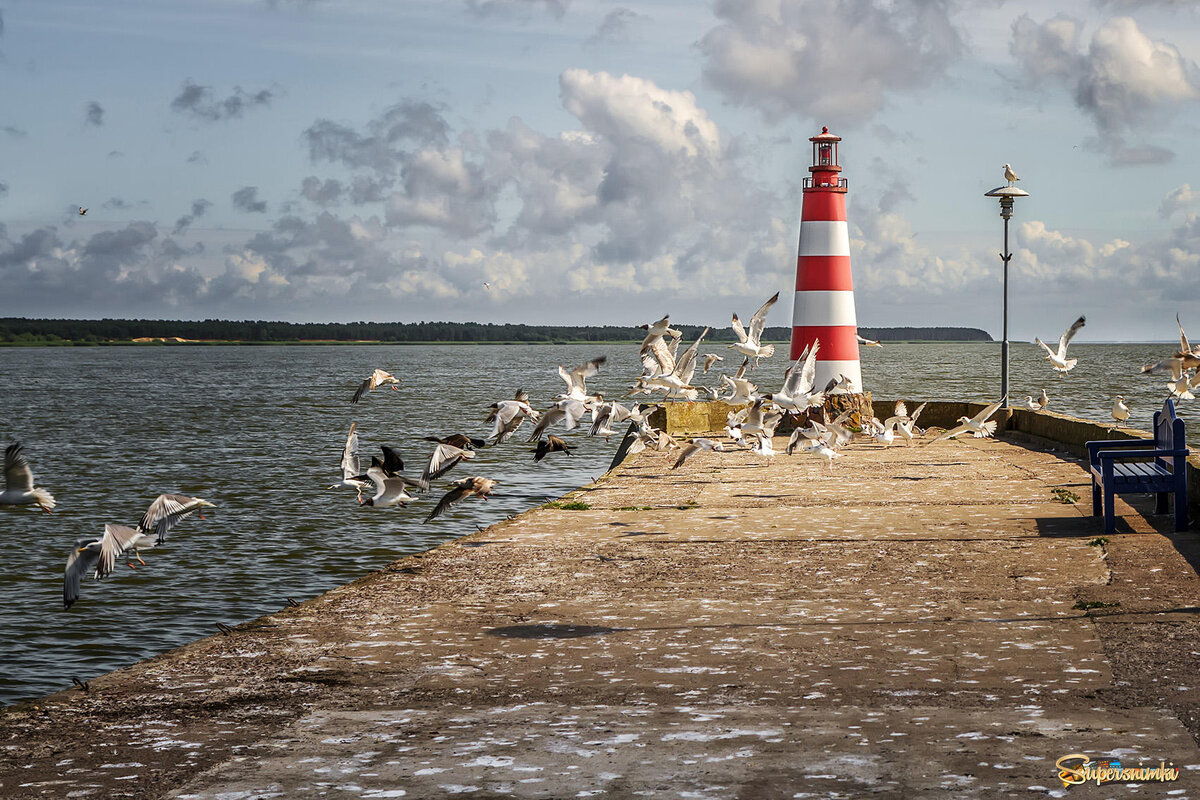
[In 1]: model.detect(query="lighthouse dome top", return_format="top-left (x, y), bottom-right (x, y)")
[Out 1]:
top-left (810, 126), bottom-right (841, 143)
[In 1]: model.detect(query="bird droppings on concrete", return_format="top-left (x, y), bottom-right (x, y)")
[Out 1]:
top-left (2, 434), bottom-right (1200, 797)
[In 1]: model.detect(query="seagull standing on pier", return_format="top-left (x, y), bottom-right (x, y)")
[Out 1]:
top-left (1035, 315), bottom-right (1086, 377)
top-left (1111, 396), bottom-right (1130, 430)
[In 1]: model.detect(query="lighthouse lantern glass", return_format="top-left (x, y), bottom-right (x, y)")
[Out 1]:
top-left (814, 141), bottom-right (836, 167)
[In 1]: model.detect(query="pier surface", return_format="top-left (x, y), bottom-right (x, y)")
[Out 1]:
top-left (4, 432), bottom-right (1200, 797)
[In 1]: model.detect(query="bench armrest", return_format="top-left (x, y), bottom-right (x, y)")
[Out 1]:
top-left (1095, 448), bottom-right (1189, 461)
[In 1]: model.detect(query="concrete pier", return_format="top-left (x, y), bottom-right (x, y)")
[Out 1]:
top-left (3, 406), bottom-right (1200, 797)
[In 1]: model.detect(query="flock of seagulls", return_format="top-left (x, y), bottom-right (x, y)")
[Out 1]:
top-left (64, 495), bottom-right (214, 609)
top-left (9, 295), bottom-right (1200, 613)
top-left (0, 439), bottom-right (218, 608)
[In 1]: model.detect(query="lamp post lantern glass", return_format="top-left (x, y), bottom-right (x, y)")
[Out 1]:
top-left (983, 184), bottom-right (1029, 408)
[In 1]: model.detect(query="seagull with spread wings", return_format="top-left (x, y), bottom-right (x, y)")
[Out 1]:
top-left (486, 391), bottom-right (540, 444)
top-left (421, 442), bottom-right (475, 486)
top-left (533, 435), bottom-right (572, 462)
top-left (1, 442), bottom-right (56, 512)
top-left (638, 327), bottom-right (709, 398)
top-left (424, 476), bottom-right (497, 523)
top-left (671, 437), bottom-right (725, 470)
top-left (927, 402), bottom-right (1003, 443)
top-left (351, 368), bottom-right (401, 403)
top-left (359, 467), bottom-right (417, 508)
top-left (729, 291), bottom-right (779, 366)
top-left (557, 356), bottom-right (606, 403)
top-left (63, 493), bottom-right (215, 607)
top-left (329, 423), bottom-right (370, 491)
top-left (1035, 316), bottom-right (1085, 377)
top-left (766, 340), bottom-right (824, 412)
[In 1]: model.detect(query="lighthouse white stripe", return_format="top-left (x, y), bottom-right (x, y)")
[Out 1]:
top-left (791, 290), bottom-right (857, 327)
top-left (814, 360), bottom-right (862, 394)
top-left (798, 220), bottom-right (850, 257)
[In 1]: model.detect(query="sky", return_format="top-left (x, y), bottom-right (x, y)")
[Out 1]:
top-left (2, 0), bottom-right (1200, 340)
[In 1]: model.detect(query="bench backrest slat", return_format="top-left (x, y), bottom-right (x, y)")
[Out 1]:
top-left (1154, 398), bottom-right (1187, 473)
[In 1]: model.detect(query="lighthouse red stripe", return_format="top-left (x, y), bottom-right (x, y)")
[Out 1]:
top-left (795, 256), bottom-right (854, 291)
top-left (789, 325), bottom-right (859, 361)
top-left (800, 192), bottom-right (847, 222)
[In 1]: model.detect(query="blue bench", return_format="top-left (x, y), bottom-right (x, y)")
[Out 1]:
top-left (1087, 398), bottom-right (1189, 535)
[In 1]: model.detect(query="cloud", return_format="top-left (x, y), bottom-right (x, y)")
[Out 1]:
top-left (464, 0), bottom-right (570, 20)
top-left (170, 79), bottom-right (275, 122)
top-left (698, 0), bottom-right (966, 126)
top-left (2, 125), bottom-right (26, 138)
top-left (1159, 184), bottom-right (1200, 218)
top-left (304, 100), bottom-right (449, 175)
top-left (0, 182), bottom-right (7, 199)
top-left (301, 176), bottom-right (344, 206)
top-left (232, 186), bottom-right (268, 213)
top-left (84, 101), bottom-right (104, 127)
top-left (1011, 15), bottom-right (1200, 163)
top-left (173, 198), bottom-right (213, 234)
top-left (586, 8), bottom-right (644, 45)
top-left (102, 197), bottom-right (131, 210)
top-left (0, 222), bottom-right (210, 316)
top-left (186, 150), bottom-right (208, 165)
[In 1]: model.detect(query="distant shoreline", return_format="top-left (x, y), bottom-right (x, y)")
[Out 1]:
top-left (0, 318), bottom-right (994, 346)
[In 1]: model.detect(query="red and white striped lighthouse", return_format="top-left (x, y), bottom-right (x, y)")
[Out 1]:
top-left (790, 127), bottom-right (861, 394)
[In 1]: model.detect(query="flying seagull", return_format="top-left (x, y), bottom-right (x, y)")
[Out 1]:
top-left (729, 292), bottom-right (779, 366)
top-left (421, 442), bottom-right (475, 486)
top-left (1035, 315), bottom-right (1085, 377)
top-left (1, 442), bottom-right (56, 512)
top-left (486, 392), bottom-right (540, 444)
top-left (671, 438), bottom-right (725, 470)
top-left (329, 422), bottom-right (369, 491)
top-left (424, 476), bottom-right (497, 523)
top-left (424, 434), bottom-right (487, 451)
top-left (533, 435), bottom-right (572, 462)
top-left (928, 402), bottom-right (1004, 444)
top-left (930, 402), bottom-right (1003, 442)
top-left (138, 493), bottom-right (216, 545)
top-left (359, 467), bottom-right (416, 508)
top-left (856, 334), bottom-right (882, 347)
top-left (351, 368), bottom-right (401, 403)
top-left (78, 207), bottom-right (88, 216)
top-left (64, 494), bottom-right (216, 608)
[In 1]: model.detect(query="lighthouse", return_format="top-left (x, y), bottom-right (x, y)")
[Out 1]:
top-left (789, 127), bottom-right (862, 394)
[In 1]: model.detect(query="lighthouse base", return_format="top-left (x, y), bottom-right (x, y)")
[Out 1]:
top-left (799, 391), bottom-right (873, 432)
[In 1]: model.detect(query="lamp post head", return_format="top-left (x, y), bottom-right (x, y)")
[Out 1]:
top-left (984, 185), bottom-right (1030, 220)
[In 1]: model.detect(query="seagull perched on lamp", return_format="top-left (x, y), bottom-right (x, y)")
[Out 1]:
top-left (1003, 163), bottom-right (1019, 185)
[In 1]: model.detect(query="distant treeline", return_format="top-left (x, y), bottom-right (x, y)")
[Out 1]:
top-left (0, 318), bottom-right (992, 344)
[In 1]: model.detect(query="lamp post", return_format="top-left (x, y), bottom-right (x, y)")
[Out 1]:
top-left (983, 184), bottom-right (1029, 408)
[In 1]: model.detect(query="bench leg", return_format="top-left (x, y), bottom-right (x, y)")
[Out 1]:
top-left (1176, 487), bottom-right (1189, 532)
top-left (1156, 491), bottom-right (1169, 514)
top-left (1103, 486), bottom-right (1116, 535)
top-left (1092, 481), bottom-right (1101, 517)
